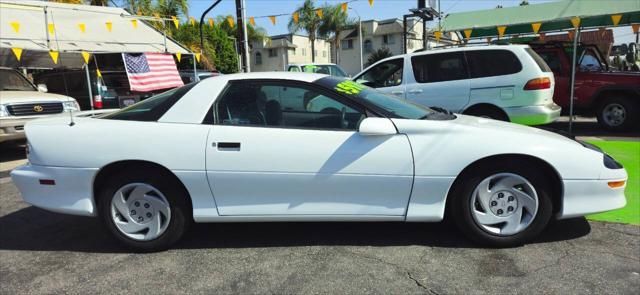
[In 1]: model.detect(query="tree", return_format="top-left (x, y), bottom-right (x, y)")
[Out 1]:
top-left (155, 0), bottom-right (188, 18)
top-left (317, 3), bottom-right (354, 64)
top-left (366, 48), bottom-right (393, 67)
top-left (216, 15), bottom-right (267, 45)
top-left (289, 0), bottom-right (322, 62)
top-left (172, 20), bottom-right (239, 73)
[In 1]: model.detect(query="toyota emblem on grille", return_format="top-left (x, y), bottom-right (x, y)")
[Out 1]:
top-left (33, 105), bottom-right (44, 113)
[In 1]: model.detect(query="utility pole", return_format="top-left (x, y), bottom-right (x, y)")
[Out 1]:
top-left (235, 0), bottom-right (250, 72)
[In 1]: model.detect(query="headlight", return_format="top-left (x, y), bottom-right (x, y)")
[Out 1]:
top-left (0, 104), bottom-right (8, 117)
top-left (63, 100), bottom-right (80, 112)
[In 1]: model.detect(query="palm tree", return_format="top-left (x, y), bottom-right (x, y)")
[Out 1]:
top-left (317, 3), bottom-right (354, 65)
top-left (288, 0), bottom-right (321, 62)
top-left (121, 0), bottom-right (152, 14)
top-left (155, 0), bottom-right (188, 18)
top-left (216, 15), bottom-right (267, 45)
top-left (366, 48), bottom-right (393, 67)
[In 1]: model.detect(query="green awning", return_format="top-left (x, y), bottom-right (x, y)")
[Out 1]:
top-left (441, 0), bottom-right (640, 39)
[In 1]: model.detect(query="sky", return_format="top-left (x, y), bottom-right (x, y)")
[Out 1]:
top-left (187, 0), bottom-right (637, 45)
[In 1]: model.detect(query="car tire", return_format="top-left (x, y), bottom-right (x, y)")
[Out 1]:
top-left (98, 169), bottom-right (191, 252)
top-left (464, 106), bottom-right (509, 122)
top-left (597, 96), bottom-right (638, 131)
top-left (449, 164), bottom-right (553, 247)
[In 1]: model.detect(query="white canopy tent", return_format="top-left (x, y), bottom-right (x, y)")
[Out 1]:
top-left (0, 0), bottom-right (192, 69)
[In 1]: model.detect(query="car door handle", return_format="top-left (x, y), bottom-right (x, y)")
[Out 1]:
top-left (391, 91), bottom-right (404, 96)
top-left (216, 142), bottom-right (241, 150)
top-left (408, 89), bottom-right (423, 94)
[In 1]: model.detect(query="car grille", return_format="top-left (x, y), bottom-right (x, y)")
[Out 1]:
top-left (6, 103), bottom-right (64, 116)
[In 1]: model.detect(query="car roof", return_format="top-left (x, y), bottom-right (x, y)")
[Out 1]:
top-left (199, 72), bottom-right (328, 85)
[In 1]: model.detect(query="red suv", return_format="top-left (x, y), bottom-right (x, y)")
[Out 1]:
top-left (531, 42), bottom-right (639, 131)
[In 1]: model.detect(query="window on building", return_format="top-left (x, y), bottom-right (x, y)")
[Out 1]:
top-left (268, 49), bottom-right (278, 57)
top-left (341, 39), bottom-right (354, 50)
top-left (255, 52), bottom-right (262, 65)
top-left (289, 48), bottom-right (296, 55)
top-left (323, 50), bottom-right (327, 57)
top-left (364, 40), bottom-right (373, 53)
top-left (383, 34), bottom-right (395, 45)
top-left (301, 48), bottom-right (306, 56)
top-left (314, 50), bottom-right (318, 56)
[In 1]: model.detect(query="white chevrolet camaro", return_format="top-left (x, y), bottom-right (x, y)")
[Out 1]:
top-left (12, 72), bottom-right (627, 251)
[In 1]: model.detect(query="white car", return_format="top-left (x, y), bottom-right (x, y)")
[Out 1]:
top-left (11, 72), bottom-right (626, 251)
top-left (0, 67), bottom-right (81, 143)
top-left (353, 45), bottom-right (561, 125)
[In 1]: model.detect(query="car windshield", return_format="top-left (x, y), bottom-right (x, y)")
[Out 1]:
top-left (0, 69), bottom-right (37, 91)
top-left (315, 76), bottom-right (435, 120)
top-left (303, 65), bottom-right (348, 77)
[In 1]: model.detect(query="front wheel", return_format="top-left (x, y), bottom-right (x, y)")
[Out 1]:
top-left (450, 167), bottom-right (552, 247)
top-left (98, 170), bottom-right (191, 252)
top-left (597, 96), bottom-right (638, 131)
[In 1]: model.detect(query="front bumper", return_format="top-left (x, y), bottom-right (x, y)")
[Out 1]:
top-left (558, 178), bottom-right (627, 219)
top-left (0, 118), bottom-right (29, 142)
top-left (10, 164), bottom-right (98, 216)
top-left (506, 103), bottom-right (561, 125)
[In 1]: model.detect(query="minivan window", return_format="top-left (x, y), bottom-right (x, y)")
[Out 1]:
top-left (411, 52), bottom-right (467, 83)
top-left (465, 50), bottom-right (523, 78)
top-left (355, 58), bottom-right (403, 88)
top-left (525, 48), bottom-right (552, 73)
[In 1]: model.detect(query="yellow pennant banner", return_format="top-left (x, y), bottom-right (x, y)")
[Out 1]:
top-left (463, 29), bottom-right (472, 40)
top-left (48, 24), bottom-right (55, 35)
top-left (227, 16), bottom-right (235, 28)
top-left (96, 69), bottom-right (102, 78)
top-left (189, 17), bottom-right (196, 26)
top-left (172, 16), bottom-right (180, 28)
top-left (531, 22), bottom-right (541, 34)
top-left (368, 0), bottom-right (374, 7)
top-left (105, 21), bottom-right (113, 32)
top-left (269, 15), bottom-right (276, 25)
top-left (195, 53), bottom-right (201, 63)
top-left (316, 9), bottom-right (323, 18)
top-left (78, 22), bottom-right (86, 33)
top-left (49, 50), bottom-right (59, 64)
top-left (81, 51), bottom-right (90, 64)
top-left (131, 19), bottom-right (138, 29)
top-left (208, 18), bottom-right (214, 27)
top-left (497, 26), bottom-right (506, 37)
top-left (10, 21), bottom-right (20, 33)
top-left (11, 48), bottom-right (22, 61)
top-left (175, 52), bottom-right (182, 62)
top-left (293, 12), bottom-right (299, 24)
top-left (633, 24), bottom-right (640, 34)
top-left (570, 17), bottom-right (580, 29)
top-left (611, 14), bottom-right (622, 26)
top-left (341, 3), bottom-right (348, 13)
top-left (249, 17), bottom-right (256, 26)
top-left (434, 31), bottom-right (442, 42)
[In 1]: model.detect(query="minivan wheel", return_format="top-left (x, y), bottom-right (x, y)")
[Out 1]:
top-left (98, 170), bottom-right (191, 252)
top-left (450, 165), bottom-right (552, 247)
top-left (464, 106), bottom-right (509, 122)
top-left (597, 96), bottom-right (637, 131)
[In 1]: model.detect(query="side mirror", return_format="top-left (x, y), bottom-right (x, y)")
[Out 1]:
top-left (358, 117), bottom-right (396, 136)
top-left (37, 84), bottom-right (48, 93)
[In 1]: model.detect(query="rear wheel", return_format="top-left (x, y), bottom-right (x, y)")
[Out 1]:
top-left (450, 165), bottom-right (552, 247)
top-left (464, 106), bottom-right (509, 121)
top-left (98, 170), bottom-right (191, 252)
top-left (597, 96), bottom-right (638, 131)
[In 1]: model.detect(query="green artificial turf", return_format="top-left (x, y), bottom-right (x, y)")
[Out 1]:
top-left (586, 140), bottom-right (639, 225)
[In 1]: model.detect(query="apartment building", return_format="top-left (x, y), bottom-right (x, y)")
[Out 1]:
top-left (250, 34), bottom-right (331, 72)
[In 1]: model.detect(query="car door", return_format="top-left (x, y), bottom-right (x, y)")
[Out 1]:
top-left (354, 58), bottom-right (406, 98)
top-left (405, 52), bottom-right (470, 112)
top-left (206, 79), bottom-right (414, 216)
top-left (464, 49), bottom-right (521, 107)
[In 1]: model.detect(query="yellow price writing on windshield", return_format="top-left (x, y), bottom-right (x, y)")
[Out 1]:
top-left (335, 80), bottom-right (364, 95)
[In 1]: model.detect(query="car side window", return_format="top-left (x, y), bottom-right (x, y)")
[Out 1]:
top-left (411, 52), bottom-right (468, 83)
top-left (355, 58), bottom-right (403, 88)
top-left (465, 50), bottom-right (522, 78)
top-left (216, 81), bottom-right (365, 130)
top-left (288, 66), bottom-right (300, 72)
top-left (580, 50), bottom-right (603, 71)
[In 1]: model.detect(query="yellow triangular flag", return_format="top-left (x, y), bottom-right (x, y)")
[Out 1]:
top-left (175, 52), bottom-right (181, 62)
top-left (48, 24), bottom-right (55, 35)
top-left (172, 16), bottom-right (180, 28)
top-left (105, 21), bottom-right (113, 32)
top-left (195, 53), bottom-right (201, 63)
top-left (96, 69), bottom-right (102, 78)
top-left (497, 26), bottom-right (507, 37)
top-left (531, 22), bottom-right (542, 34)
top-left (11, 48), bottom-right (22, 61)
top-left (249, 17), bottom-right (255, 26)
top-left (208, 18), bottom-right (214, 27)
top-left (293, 12), bottom-right (299, 24)
top-left (633, 24), bottom-right (640, 34)
top-left (269, 16), bottom-right (276, 25)
top-left (368, 0), bottom-right (374, 7)
top-left (227, 16), bottom-right (235, 28)
top-left (131, 19), bottom-right (138, 29)
top-left (189, 17), bottom-right (196, 26)
top-left (78, 22), bottom-right (86, 33)
top-left (570, 17), bottom-right (580, 29)
top-left (611, 14), bottom-right (622, 26)
top-left (81, 51), bottom-right (90, 64)
top-left (463, 29), bottom-right (472, 40)
top-left (49, 50), bottom-right (59, 64)
top-left (316, 9), bottom-right (323, 18)
top-left (10, 21), bottom-right (20, 33)
top-left (341, 3), bottom-right (348, 13)
top-left (434, 31), bottom-right (442, 42)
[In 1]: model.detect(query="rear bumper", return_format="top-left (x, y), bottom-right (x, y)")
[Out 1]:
top-left (10, 164), bottom-right (98, 216)
top-left (558, 178), bottom-right (627, 219)
top-left (506, 103), bottom-right (561, 125)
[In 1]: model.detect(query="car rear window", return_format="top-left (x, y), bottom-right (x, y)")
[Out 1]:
top-left (465, 49), bottom-right (523, 78)
top-left (101, 83), bottom-right (196, 121)
top-left (525, 48), bottom-right (552, 72)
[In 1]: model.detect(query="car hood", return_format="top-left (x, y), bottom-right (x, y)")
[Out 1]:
top-left (0, 91), bottom-right (75, 104)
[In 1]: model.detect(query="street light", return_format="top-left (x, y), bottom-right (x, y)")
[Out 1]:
top-left (349, 7), bottom-right (364, 72)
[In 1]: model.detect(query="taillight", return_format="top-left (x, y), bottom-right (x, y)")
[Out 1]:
top-left (524, 77), bottom-right (551, 90)
top-left (93, 95), bottom-right (103, 109)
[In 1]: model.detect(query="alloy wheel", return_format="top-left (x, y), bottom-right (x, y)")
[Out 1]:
top-left (110, 183), bottom-right (171, 241)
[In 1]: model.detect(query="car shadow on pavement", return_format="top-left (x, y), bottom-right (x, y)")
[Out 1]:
top-left (0, 206), bottom-right (592, 253)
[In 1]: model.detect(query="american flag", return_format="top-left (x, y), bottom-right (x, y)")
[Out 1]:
top-left (122, 53), bottom-right (184, 92)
